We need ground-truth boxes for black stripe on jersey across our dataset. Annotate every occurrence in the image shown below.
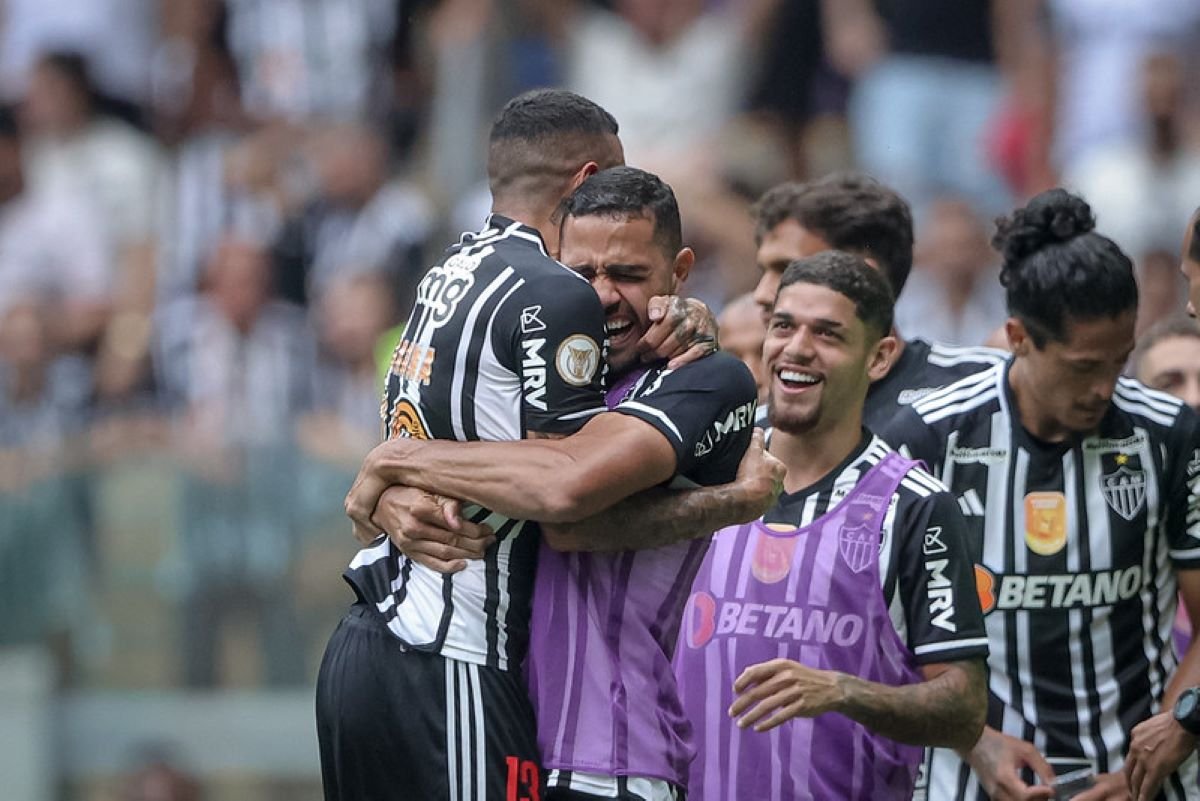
[395,556,413,606]
[1000,433,1038,764]
[483,517,521,670]
[1073,457,1106,772]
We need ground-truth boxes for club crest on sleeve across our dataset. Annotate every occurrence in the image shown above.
[555,335,600,386]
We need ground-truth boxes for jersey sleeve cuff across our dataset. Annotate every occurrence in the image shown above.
[912,636,989,665]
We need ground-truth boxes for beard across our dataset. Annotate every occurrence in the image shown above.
[766,384,819,434]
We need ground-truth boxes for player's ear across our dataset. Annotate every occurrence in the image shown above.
[1005,317,1029,356]
[867,334,899,382]
[672,247,695,288]
[567,161,600,194]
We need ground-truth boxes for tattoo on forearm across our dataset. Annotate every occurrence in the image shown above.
[544,482,749,552]
[836,659,987,750]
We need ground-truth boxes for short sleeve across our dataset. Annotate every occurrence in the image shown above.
[614,352,757,486]
[893,489,989,664]
[504,271,608,436]
[874,405,946,478]
[1167,407,1200,567]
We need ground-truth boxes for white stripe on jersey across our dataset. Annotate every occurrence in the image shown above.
[913,637,990,657]
[926,343,1007,369]
[1117,378,1185,415]
[450,268,521,439]
[913,365,1002,418]
[472,281,527,442]
[1066,449,1101,768]
[619,401,684,441]
[348,537,389,568]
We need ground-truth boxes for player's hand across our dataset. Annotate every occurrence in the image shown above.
[965,727,1056,800]
[345,439,415,535]
[729,659,843,731]
[639,296,718,369]
[733,430,786,522]
[1125,711,1196,801]
[373,486,494,574]
[1073,771,1131,800]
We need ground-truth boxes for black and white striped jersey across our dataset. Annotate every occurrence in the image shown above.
[878,361,1200,800]
[343,215,608,672]
[863,338,1007,433]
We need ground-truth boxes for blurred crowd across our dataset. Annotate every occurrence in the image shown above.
[1,0,1198,698]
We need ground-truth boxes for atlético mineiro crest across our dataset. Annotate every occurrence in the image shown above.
[1101,463,1146,521]
[838,519,875,574]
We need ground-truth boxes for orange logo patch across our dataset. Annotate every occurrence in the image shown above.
[388,399,430,440]
[751,524,800,584]
[974,564,996,615]
[1024,491,1068,555]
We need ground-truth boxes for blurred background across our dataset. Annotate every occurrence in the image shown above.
[0,0,1197,798]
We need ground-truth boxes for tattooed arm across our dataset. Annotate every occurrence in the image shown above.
[729,658,988,750]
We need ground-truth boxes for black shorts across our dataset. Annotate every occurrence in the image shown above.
[316,603,542,801]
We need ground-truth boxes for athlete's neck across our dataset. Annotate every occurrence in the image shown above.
[770,413,866,494]
[491,201,562,256]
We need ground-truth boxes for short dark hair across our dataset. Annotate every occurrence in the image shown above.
[487,89,620,204]
[1132,315,1200,376]
[752,173,914,296]
[561,166,682,257]
[994,188,1137,348]
[778,250,895,340]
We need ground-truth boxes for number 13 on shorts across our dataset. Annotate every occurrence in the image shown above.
[505,755,540,801]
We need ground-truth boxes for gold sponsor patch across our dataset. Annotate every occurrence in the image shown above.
[1024,491,1067,555]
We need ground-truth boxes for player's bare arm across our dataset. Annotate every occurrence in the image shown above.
[728,657,987,751]
[347,413,776,546]
[539,428,782,551]
[366,431,780,569]
[1125,568,1200,801]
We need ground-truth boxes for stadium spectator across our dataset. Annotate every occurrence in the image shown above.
[21,51,164,400]
[895,196,1006,347]
[156,234,313,687]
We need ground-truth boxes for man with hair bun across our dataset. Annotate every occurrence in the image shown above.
[880,189,1200,800]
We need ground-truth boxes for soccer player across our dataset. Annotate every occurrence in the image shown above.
[316,92,769,801]
[1133,317,1200,414]
[672,251,989,800]
[347,166,771,801]
[749,174,1005,429]
[878,189,1200,800]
